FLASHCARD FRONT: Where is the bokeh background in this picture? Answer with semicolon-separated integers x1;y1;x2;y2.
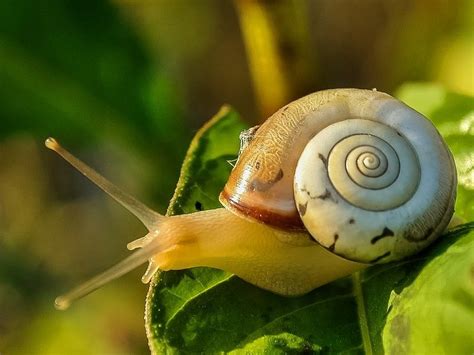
0;0;472;353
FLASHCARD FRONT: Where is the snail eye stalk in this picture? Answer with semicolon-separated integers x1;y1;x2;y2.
45;138;163;231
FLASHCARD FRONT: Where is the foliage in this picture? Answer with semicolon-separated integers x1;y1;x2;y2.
0;0;471;353
146;85;474;354
0;0;188;208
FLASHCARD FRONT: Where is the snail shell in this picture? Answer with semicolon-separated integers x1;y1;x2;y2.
220;89;456;263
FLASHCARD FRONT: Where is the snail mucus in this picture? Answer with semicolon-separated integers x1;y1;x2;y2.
46;89;457;310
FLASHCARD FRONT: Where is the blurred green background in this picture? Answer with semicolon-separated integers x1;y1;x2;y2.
0;0;472;354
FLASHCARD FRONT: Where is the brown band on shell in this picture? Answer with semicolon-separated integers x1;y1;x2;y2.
219;190;305;231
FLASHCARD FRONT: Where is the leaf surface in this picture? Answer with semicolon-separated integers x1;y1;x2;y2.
146;87;474;354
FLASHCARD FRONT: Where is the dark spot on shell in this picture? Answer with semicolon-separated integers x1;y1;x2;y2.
317;189;332;201
283;105;290;112
348;218;355;224
371;227;394;244
255;161;261;170
250;168;284;192
195;201;203;211
275;168;284;181
298;202;308;216
318;153;327;167
328;234;339;252
300;185;334;201
370;251;391;263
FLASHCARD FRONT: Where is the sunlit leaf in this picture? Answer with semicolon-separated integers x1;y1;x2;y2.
146;87;474;353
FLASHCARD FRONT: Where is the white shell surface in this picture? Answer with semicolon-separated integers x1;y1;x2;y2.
294;96;456;264
326;125;420;210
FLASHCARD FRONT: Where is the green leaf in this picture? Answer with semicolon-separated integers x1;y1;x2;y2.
382;224;474;354
229;333;323;354
146;87;474;354
164;105;248;216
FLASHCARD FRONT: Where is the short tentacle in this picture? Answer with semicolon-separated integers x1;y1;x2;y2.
127;234;155;250
141;259;160;284
54;232;163;310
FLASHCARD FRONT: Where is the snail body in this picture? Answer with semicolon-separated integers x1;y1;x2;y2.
46;89;456;310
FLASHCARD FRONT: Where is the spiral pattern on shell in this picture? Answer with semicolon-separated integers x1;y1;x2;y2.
292;91;456;264
326;121;421;211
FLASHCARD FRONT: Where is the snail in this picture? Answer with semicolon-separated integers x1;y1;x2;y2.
46;88;457;310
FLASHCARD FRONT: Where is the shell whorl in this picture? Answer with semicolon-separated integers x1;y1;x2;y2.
220;89;456;263
294;95;456;264
324;121;420;211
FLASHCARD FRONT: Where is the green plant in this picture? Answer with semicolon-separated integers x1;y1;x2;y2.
146;83;473;354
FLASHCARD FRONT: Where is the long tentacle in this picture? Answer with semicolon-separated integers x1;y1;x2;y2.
45;138;162;230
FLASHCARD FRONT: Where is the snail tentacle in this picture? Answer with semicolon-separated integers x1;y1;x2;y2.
45;138;163;230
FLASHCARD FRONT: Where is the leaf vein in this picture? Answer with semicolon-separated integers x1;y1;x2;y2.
165;274;234;326
352;272;373;355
